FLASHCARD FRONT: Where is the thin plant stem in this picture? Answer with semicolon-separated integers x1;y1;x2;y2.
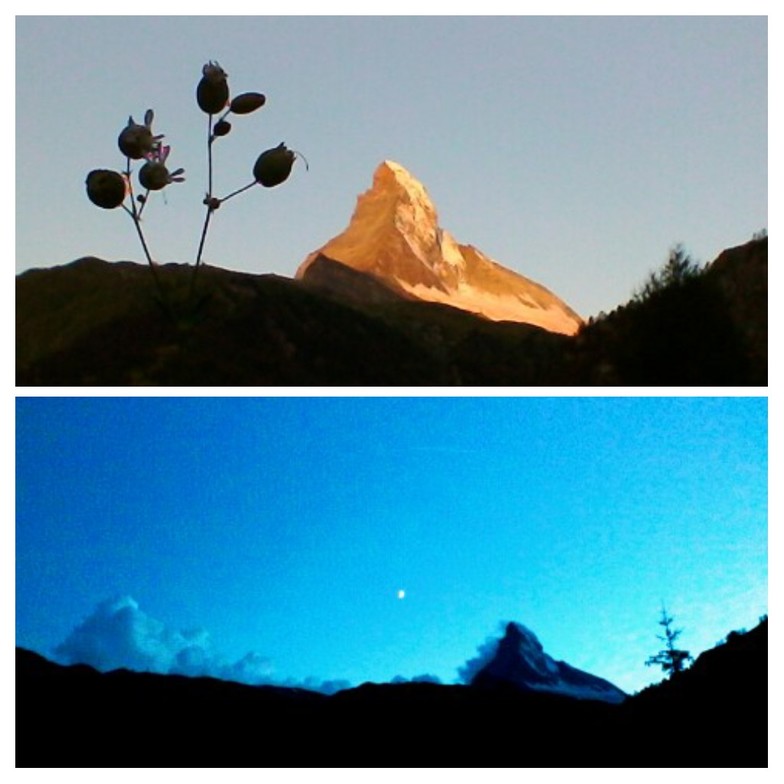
122;158;165;300
207;114;214;197
191;113;215;296
195;113;215;269
219;181;255;203
193;208;213;272
130;209;163;290
137;188;151;219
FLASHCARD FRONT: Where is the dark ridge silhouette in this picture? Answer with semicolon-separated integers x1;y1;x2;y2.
572;236;767;386
614;617;768;767
16;237;765;386
16;619;766;767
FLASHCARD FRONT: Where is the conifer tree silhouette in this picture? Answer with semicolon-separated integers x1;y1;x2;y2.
645;605;693;676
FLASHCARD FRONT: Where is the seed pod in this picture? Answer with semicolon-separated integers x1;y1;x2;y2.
253;143;295;188
213;119;232;137
197;78;229;114
138;162;171;191
197;61;229;114
86;169;127;209
118;117;156;159
230;92;266;115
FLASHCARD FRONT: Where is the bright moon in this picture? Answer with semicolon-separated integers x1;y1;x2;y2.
397;589;405;600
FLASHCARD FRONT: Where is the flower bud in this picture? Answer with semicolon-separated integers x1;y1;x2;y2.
202;61;227;81
253;143;295;188
138;162;171;191
86;169;127;209
197;60;229;114
230;92;266;115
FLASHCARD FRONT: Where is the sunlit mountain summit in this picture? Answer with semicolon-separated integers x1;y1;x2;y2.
466;622;627;704
297;161;584;335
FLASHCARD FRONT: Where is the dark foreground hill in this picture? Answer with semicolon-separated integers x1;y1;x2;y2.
16;619;767;767
16;237;766;386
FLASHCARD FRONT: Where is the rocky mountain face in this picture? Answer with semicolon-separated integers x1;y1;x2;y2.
296;160;584;335
470;622;627;703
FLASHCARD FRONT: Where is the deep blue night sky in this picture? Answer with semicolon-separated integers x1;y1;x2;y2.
15;396;767;693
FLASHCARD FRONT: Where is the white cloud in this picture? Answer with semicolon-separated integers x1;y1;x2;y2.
55;595;277;687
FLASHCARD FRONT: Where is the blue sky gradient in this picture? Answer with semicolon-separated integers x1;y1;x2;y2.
16;396;768;694
15;15;766;318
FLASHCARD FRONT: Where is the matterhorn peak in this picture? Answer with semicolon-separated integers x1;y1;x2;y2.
374;160;437;214
297;162;583;334
466;622;626;704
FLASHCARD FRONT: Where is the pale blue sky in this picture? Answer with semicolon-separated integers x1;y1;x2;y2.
15;14;766;318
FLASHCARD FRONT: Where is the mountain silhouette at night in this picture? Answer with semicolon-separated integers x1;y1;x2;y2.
16;618;766;767
15;159;766;386
468;622;627;703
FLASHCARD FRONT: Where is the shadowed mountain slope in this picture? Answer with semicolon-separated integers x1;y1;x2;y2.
15;258;573;386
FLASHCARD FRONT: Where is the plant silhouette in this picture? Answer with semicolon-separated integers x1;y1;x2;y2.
85;60;306;309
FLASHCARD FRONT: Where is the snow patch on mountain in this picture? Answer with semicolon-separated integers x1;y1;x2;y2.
395;279;580;331
438;230;466;270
